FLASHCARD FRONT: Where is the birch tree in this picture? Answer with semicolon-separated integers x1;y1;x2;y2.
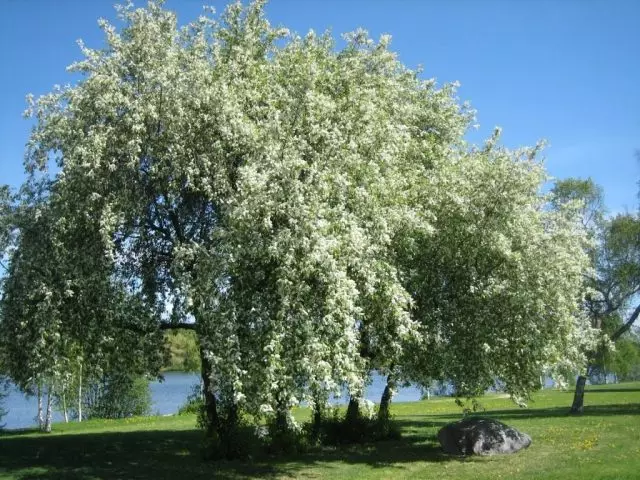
0;181;68;431
0;178;163;429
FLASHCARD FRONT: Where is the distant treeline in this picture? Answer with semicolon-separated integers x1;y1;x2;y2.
163;330;200;372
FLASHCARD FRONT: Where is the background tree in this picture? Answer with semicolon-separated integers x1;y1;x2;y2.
396;136;593;407
550;177;605;230
164;330;201;372
606;329;640;381
590;323;640;383
551;177;640;412
0;180;69;431
0;177;164;428
573;213;640;412
0;186;11;430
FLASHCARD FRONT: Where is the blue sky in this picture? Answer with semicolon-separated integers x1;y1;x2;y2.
1;0;639;213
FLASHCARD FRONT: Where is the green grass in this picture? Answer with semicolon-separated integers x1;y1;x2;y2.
1;383;639;479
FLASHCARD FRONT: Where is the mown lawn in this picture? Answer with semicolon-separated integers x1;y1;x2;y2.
1;383;639;479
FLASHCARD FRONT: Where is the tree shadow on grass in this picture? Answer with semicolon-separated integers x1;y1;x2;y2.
420;403;640;422
0;428;41;437
0;424;460;480
582;387;640;394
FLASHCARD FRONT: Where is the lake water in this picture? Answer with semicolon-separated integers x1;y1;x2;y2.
1;372;422;431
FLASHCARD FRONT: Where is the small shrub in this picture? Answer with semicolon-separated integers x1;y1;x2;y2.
202;416;260;460
84;373;151;419
305;402;401;446
178;383;209;431
178;383;204;416
455;397;486;416
265;411;308;455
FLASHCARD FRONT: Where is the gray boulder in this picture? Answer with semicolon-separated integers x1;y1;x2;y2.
437;417;531;456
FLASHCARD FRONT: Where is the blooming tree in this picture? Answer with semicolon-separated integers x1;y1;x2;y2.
395;135;594;405
0;178;163;429
15;0;592;449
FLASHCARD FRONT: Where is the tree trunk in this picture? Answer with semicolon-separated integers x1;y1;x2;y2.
62;390;68;423
199;345;219;437
378;374;395;422
570;375;587;414
78;362;83;422
44;385;53;433
274;404;289;435
345;396;360;424
311;401;323;438
306;390;326;441
36;383;44;430
227;401;238;428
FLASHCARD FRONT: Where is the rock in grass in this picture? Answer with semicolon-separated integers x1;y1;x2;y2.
437;417;531;456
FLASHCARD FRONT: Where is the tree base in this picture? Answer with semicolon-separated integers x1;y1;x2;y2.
570;375;587;414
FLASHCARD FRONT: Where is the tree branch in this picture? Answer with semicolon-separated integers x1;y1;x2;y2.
611;302;640;342
121;321;197;335
159;322;196;331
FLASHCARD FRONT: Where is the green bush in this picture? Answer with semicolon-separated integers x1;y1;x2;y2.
177;384;209;432
304;403;400;446
84;373;151;419
308;415;401;445
196;400;403;460
264;411;308;455
178;384;204;416
202;415;262;461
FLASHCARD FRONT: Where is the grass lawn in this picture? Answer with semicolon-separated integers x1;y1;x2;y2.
1;382;639;479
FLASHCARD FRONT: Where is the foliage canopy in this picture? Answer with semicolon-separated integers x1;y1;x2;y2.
1;0;594;443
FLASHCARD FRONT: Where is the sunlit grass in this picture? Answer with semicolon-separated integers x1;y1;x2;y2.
1;382;639;479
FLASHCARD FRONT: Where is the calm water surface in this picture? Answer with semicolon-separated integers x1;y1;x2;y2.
2;372;421;430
